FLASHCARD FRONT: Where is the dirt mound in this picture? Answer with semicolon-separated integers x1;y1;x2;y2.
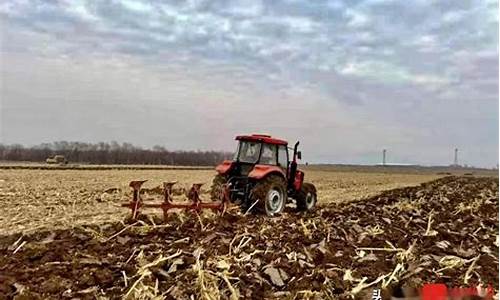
0;176;497;299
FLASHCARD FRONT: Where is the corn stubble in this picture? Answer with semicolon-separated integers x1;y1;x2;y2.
0;169;438;235
0;170;498;299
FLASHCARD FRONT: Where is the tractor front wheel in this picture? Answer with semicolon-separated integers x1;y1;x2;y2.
210;174;226;201
250;175;287;216
296;182;317;212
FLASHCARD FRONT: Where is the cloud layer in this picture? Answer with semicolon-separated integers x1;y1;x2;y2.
1;0;498;166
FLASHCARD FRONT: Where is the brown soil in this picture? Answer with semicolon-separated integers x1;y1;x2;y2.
0;176;497;299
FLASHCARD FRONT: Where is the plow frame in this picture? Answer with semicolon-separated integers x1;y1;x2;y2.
122;180;230;220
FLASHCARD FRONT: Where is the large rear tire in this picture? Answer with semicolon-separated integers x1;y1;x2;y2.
296;182;317;212
250;175;287;217
210;174;226;201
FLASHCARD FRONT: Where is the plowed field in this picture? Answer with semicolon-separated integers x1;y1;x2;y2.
0;175;497;299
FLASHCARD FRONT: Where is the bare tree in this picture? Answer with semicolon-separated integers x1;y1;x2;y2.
0;141;232;166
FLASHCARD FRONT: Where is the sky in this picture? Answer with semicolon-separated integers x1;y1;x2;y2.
0;0;498;167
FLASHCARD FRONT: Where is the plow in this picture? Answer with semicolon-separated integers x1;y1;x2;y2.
122;180;231;220
122;134;318;219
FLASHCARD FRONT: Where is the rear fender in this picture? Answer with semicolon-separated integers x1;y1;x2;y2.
248;165;286;181
215;160;233;175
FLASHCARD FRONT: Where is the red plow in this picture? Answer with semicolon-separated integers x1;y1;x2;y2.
121;180;230;220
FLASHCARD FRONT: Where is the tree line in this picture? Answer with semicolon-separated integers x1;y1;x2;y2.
0;141;232;166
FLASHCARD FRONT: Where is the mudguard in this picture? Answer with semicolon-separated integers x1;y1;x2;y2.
215;160;233;175
248;165;287;180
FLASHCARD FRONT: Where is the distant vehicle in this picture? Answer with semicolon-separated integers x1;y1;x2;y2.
46;155;67;164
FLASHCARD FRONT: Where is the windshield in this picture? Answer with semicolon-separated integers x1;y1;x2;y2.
235;141;261;163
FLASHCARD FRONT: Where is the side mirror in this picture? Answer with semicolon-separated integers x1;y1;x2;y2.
297;151;302;160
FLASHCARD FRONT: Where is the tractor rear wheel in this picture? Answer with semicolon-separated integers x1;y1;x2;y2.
210;174;226;201
296;183;317;212
250;175;287;216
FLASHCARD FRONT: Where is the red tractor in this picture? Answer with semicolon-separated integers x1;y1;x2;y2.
211;134;317;216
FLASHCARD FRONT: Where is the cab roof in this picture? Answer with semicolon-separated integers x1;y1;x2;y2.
235;134;288;146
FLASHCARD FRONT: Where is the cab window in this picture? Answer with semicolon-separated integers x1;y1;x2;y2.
278;145;288;169
260;144;277;165
238;141;261;164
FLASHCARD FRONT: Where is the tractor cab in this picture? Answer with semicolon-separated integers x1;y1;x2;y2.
230;135;290;175
212;134;316;216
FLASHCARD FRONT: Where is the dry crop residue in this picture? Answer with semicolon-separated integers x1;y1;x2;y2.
0;176;497;299
0;168;438;235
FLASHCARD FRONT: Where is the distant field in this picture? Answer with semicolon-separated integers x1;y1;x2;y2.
0;162;212;170
0;166;446;235
1;161;497;174
1;163;496;235
304;164;499;176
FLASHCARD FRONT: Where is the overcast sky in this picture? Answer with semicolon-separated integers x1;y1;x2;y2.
0;0;498;167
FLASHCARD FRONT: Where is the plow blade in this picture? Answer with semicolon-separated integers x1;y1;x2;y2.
121;180;230;220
